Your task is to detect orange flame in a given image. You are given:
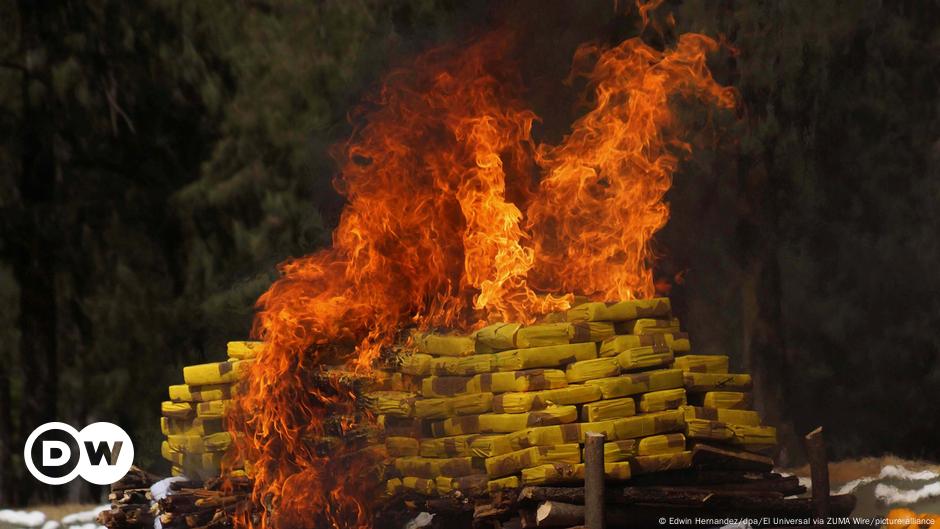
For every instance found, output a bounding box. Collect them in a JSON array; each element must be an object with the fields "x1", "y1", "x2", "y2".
[{"x1": 229, "y1": 28, "x2": 735, "y2": 529}]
